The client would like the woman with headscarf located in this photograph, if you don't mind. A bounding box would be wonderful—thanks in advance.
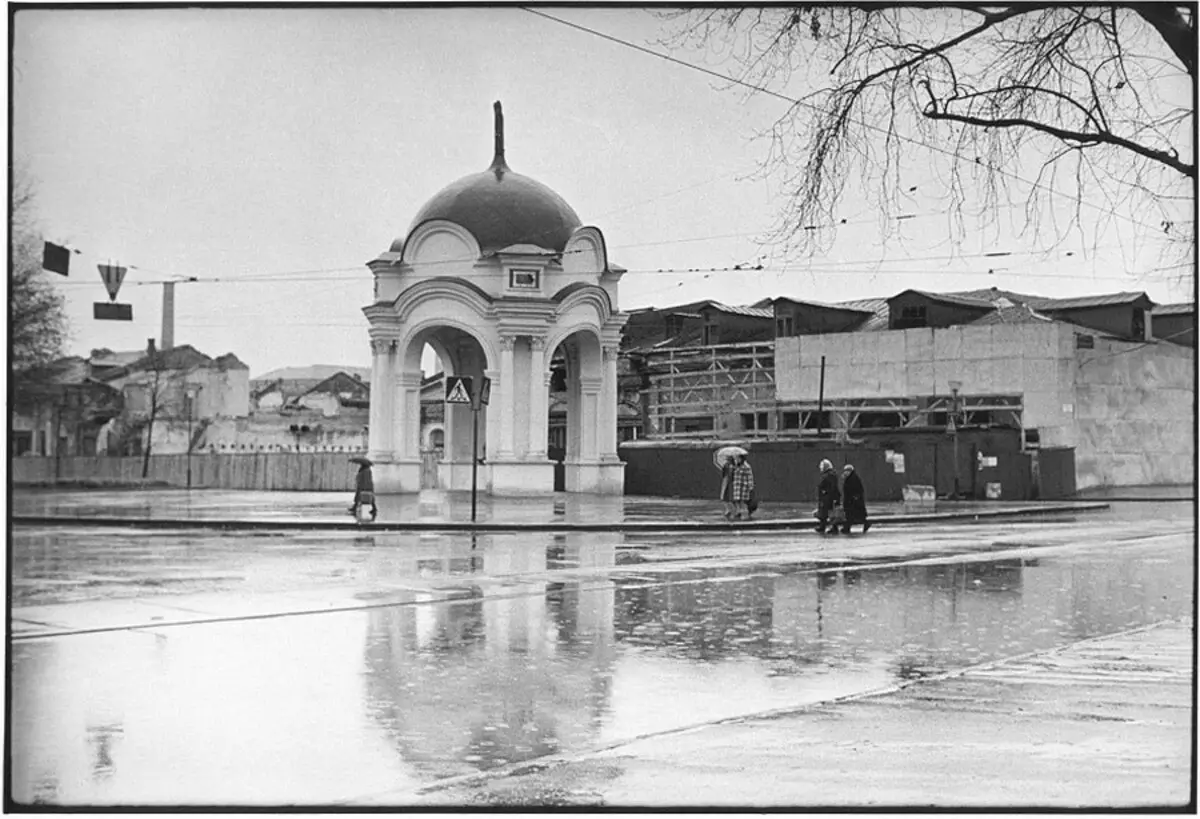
[816,459,841,534]
[731,454,755,521]
[839,464,870,534]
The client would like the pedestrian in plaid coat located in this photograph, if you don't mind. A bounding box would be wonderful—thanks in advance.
[731,455,755,520]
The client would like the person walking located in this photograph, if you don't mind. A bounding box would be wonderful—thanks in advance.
[840,464,871,534]
[719,458,736,520]
[731,454,755,520]
[350,460,378,521]
[815,459,842,534]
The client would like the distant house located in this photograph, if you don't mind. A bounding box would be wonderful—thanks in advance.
[1151,303,1195,348]
[251,365,372,411]
[771,297,877,337]
[293,371,371,417]
[11,357,123,457]
[622,299,773,350]
[96,342,250,455]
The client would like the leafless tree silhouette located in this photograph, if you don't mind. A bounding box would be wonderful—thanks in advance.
[662,5,1195,267]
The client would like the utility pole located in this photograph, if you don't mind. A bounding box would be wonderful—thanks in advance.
[948,380,962,500]
[816,355,827,436]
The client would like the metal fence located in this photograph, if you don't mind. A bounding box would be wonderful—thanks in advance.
[12,452,360,491]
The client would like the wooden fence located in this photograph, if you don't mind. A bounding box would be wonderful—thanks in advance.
[12,452,360,491]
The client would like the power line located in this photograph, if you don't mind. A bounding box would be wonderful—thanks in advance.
[520,7,1175,238]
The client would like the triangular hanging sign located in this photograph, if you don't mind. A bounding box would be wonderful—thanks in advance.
[97,263,128,301]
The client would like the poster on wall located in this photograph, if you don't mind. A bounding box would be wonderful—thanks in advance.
[892,453,906,473]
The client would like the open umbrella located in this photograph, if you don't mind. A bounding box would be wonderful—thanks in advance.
[713,445,748,469]
[349,455,373,467]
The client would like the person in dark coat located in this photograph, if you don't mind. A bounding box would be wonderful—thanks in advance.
[815,459,841,534]
[350,462,377,521]
[839,464,871,534]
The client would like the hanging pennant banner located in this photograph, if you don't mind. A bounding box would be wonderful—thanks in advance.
[42,242,71,276]
[97,263,128,301]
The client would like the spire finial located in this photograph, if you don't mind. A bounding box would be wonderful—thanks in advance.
[490,100,507,176]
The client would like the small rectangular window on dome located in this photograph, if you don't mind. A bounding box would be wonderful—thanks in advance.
[509,268,540,290]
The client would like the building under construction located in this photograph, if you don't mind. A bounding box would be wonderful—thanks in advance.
[620,289,1194,494]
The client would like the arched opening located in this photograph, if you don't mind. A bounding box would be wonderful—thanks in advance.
[403,325,491,492]
[548,330,603,492]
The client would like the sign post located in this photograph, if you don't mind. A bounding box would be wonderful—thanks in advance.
[445,376,480,521]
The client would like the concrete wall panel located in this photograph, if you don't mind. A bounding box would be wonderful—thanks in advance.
[906,361,935,396]
[991,356,1022,392]
[932,327,963,361]
[878,334,907,363]
[989,325,1025,360]
[905,328,934,362]
[1071,341,1194,489]
[960,325,993,359]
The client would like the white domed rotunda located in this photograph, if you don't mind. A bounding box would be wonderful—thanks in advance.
[363,102,627,496]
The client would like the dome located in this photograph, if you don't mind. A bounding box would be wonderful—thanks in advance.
[402,103,582,255]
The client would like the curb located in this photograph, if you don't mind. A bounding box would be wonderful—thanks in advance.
[11,502,1109,532]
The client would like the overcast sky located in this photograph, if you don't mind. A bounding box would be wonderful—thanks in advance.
[13,6,1194,378]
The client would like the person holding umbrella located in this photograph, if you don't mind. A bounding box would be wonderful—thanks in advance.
[714,445,747,520]
[349,456,377,522]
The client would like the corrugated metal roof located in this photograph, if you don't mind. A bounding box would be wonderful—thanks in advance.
[773,296,875,314]
[1034,292,1151,310]
[898,289,996,309]
[704,302,774,319]
[1153,302,1195,316]
[831,298,889,331]
[946,287,1045,305]
[967,305,1056,326]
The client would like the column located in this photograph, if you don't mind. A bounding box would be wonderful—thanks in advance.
[368,337,395,460]
[579,376,602,460]
[527,337,549,459]
[600,343,620,459]
[483,368,500,464]
[392,369,422,460]
[498,335,515,457]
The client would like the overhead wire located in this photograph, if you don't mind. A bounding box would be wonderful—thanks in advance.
[519,7,1180,239]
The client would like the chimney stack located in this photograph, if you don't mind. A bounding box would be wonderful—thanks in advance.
[161,282,176,350]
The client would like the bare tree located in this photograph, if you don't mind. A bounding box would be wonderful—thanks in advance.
[662,5,1195,262]
[107,345,197,477]
[10,165,69,389]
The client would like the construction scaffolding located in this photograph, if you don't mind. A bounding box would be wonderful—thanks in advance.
[635,341,1024,440]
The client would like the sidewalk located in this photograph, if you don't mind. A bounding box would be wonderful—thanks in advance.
[11,488,1109,531]
[372,620,1195,808]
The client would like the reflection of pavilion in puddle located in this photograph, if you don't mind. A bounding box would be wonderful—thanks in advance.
[363,532,618,774]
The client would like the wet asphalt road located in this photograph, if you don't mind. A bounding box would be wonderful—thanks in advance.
[8,502,1194,806]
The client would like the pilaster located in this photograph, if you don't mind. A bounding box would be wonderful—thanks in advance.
[527,336,549,459]
[498,335,516,457]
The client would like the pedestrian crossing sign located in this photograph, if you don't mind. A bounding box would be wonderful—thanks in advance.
[445,376,473,404]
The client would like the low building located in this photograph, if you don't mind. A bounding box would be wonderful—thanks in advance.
[1152,302,1196,348]
[629,287,1194,491]
[251,365,371,411]
[96,342,250,456]
[11,358,123,457]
